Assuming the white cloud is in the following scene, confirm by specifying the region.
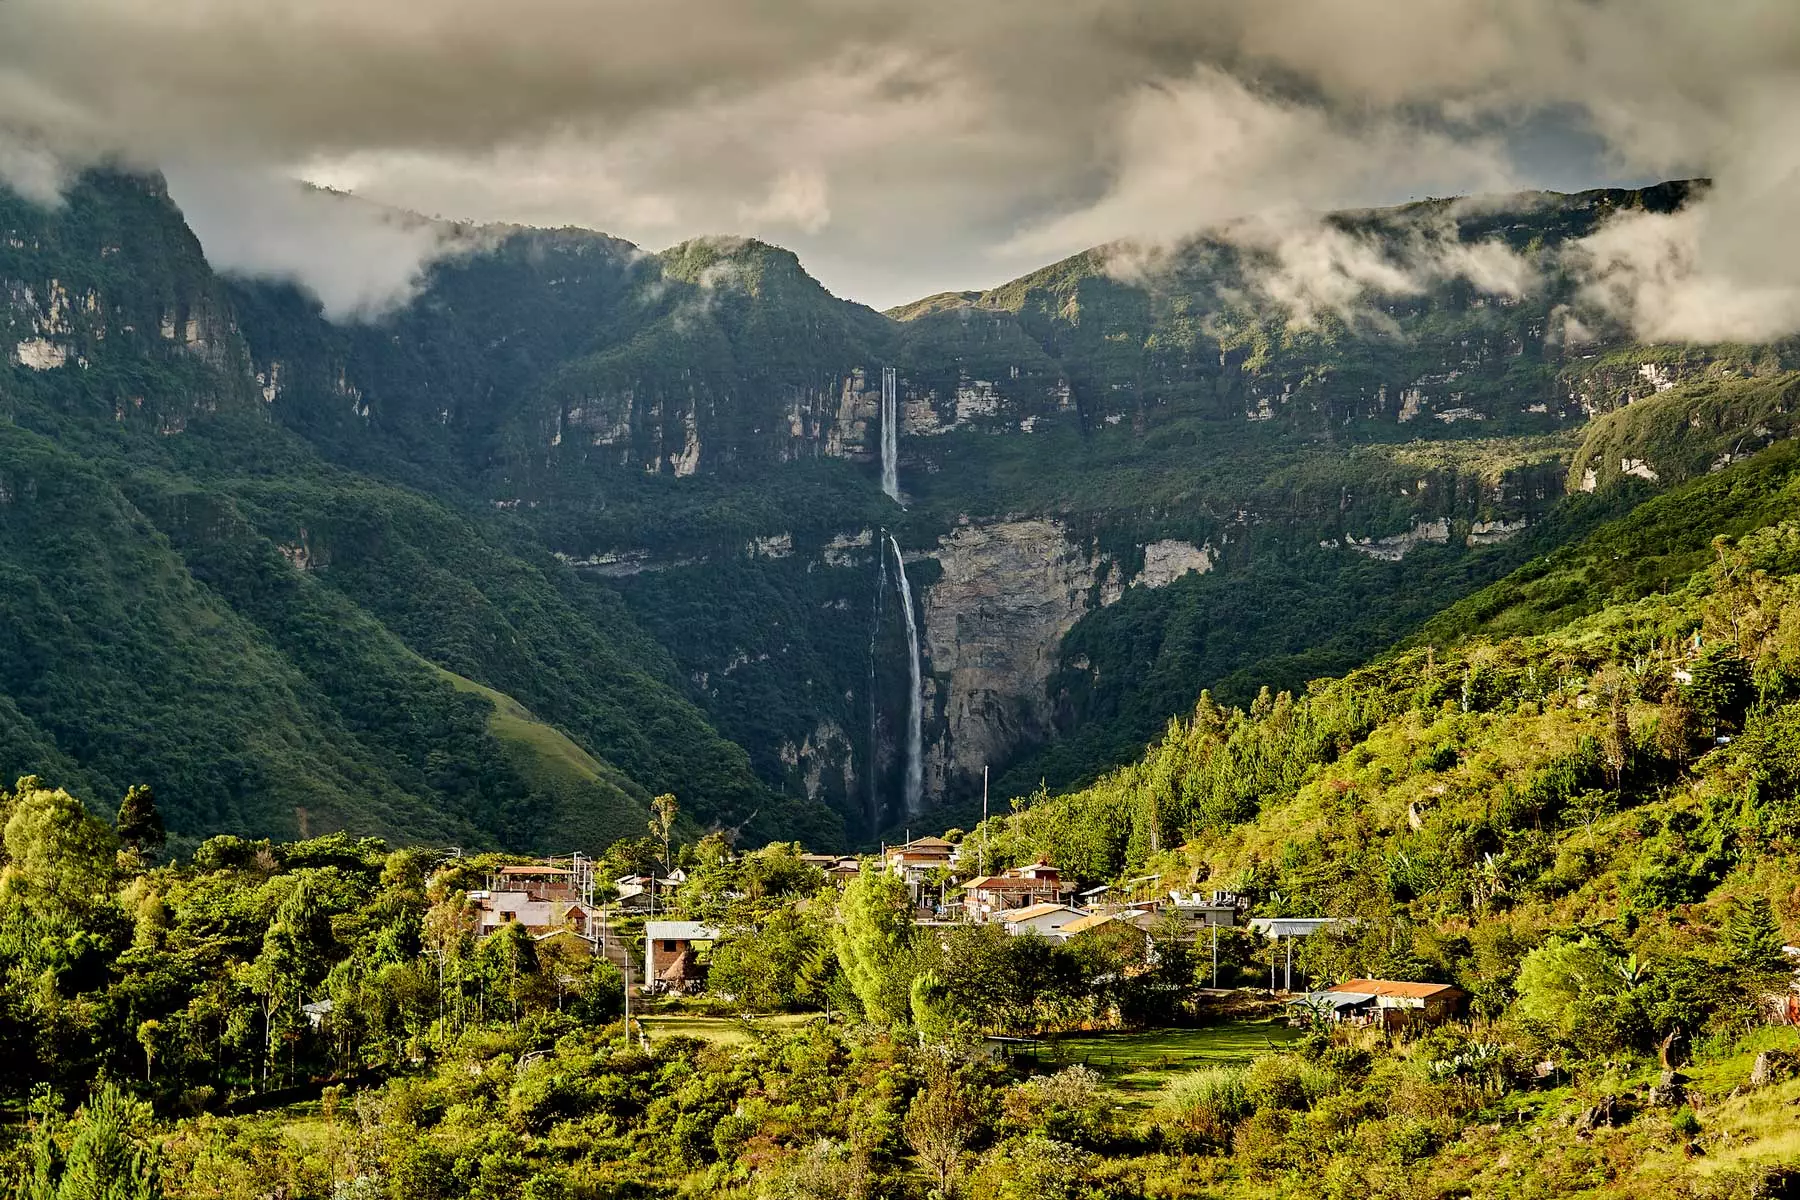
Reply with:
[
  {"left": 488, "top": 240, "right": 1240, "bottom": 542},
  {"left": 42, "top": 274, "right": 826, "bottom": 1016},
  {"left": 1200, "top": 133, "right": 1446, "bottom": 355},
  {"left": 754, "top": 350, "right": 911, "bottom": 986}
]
[
  {"left": 0, "top": 0, "right": 1796, "bottom": 324},
  {"left": 164, "top": 167, "right": 482, "bottom": 320}
]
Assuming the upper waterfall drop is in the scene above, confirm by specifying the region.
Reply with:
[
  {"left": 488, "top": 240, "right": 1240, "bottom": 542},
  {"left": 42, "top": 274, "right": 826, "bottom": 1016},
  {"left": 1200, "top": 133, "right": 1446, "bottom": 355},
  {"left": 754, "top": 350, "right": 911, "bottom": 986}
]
[
  {"left": 889, "top": 533, "right": 924, "bottom": 818},
  {"left": 880, "top": 367, "right": 900, "bottom": 503}
]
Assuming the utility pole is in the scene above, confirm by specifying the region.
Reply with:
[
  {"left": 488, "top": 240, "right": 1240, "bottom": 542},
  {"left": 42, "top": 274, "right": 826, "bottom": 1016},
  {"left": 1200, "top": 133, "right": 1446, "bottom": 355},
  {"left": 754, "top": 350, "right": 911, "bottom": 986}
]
[{"left": 982, "top": 765, "right": 990, "bottom": 874}]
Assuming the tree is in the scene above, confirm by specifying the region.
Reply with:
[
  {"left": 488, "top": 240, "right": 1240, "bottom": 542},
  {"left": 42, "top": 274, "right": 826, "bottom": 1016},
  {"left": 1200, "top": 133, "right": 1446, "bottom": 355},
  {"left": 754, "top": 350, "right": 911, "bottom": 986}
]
[
  {"left": 831, "top": 867, "right": 916, "bottom": 1025},
  {"left": 476, "top": 920, "right": 540, "bottom": 1021},
  {"left": 0, "top": 779, "right": 117, "bottom": 921},
  {"left": 905, "top": 1062, "right": 973, "bottom": 1198},
  {"left": 649, "top": 794, "right": 679, "bottom": 872},
  {"left": 1722, "top": 896, "right": 1785, "bottom": 974},
  {"left": 114, "top": 786, "right": 164, "bottom": 860},
  {"left": 709, "top": 909, "right": 823, "bottom": 1013},
  {"left": 49, "top": 1082, "right": 161, "bottom": 1200},
  {"left": 1512, "top": 937, "right": 1625, "bottom": 1036},
  {"left": 649, "top": 794, "right": 679, "bottom": 916}
]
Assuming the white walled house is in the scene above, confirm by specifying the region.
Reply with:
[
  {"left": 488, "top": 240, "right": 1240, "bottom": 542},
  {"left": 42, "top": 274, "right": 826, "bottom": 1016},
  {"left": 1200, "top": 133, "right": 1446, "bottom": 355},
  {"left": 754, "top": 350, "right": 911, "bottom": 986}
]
[{"left": 1002, "top": 903, "right": 1088, "bottom": 938}]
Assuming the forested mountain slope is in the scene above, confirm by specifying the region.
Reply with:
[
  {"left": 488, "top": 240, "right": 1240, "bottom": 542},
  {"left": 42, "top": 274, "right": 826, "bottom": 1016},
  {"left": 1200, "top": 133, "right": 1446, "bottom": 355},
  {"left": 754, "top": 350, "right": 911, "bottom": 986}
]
[
  {"left": 976, "top": 430, "right": 1800, "bottom": 977},
  {"left": 0, "top": 175, "right": 813, "bottom": 851},
  {"left": 6, "top": 169, "right": 1799, "bottom": 849}
]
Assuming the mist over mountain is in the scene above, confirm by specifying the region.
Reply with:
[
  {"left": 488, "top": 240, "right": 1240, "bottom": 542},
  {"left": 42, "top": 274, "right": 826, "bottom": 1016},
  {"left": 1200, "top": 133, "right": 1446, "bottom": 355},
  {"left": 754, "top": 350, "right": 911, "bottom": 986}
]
[{"left": 4, "top": 168, "right": 1795, "bottom": 851}]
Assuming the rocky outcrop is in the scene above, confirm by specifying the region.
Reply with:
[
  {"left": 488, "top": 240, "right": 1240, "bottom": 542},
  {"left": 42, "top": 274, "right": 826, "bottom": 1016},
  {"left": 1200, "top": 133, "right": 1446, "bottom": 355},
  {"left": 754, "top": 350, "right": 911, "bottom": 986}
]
[
  {"left": 779, "top": 718, "right": 855, "bottom": 807},
  {"left": 920, "top": 519, "right": 1104, "bottom": 797},
  {"left": 911, "top": 526, "right": 1255, "bottom": 799},
  {"left": 1331, "top": 518, "right": 1453, "bottom": 561},
  {"left": 1139, "top": 540, "right": 1216, "bottom": 587}
]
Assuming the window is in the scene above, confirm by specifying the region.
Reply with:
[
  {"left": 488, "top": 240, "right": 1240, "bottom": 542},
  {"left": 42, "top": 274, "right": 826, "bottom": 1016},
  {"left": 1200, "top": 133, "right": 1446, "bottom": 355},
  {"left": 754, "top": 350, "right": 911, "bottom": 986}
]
[{"left": 663, "top": 940, "right": 678, "bottom": 952}]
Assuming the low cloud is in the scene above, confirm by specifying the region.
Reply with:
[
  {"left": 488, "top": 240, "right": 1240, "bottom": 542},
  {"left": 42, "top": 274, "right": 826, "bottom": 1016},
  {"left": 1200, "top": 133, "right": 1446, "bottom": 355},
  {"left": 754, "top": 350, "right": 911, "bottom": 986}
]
[
  {"left": 1224, "top": 209, "right": 1538, "bottom": 333},
  {"left": 0, "top": 1, "right": 1798, "bottom": 322},
  {"left": 737, "top": 168, "right": 832, "bottom": 236},
  {"left": 164, "top": 167, "right": 480, "bottom": 320},
  {"left": 0, "top": 128, "right": 67, "bottom": 206}
]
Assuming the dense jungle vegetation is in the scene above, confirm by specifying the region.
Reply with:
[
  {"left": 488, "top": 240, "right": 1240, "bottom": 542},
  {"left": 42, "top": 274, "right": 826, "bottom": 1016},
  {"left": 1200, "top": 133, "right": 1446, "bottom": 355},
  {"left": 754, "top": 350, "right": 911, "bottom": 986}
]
[
  {"left": 14, "top": 170, "right": 1799, "bottom": 850},
  {"left": 6, "top": 437, "right": 1800, "bottom": 1197}
]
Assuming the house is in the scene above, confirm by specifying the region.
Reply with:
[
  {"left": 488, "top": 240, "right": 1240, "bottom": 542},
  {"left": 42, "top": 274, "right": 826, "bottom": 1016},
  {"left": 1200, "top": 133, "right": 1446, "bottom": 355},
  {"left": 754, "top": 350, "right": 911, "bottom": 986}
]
[
  {"left": 613, "top": 873, "right": 684, "bottom": 914},
  {"left": 1059, "top": 911, "right": 1127, "bottom": 938},
  {"left": 468, "top": 889, "right": 594, "bottom": 938},
  {"left": 1166, "top": 890, "right": 1246, "bottom": 929},
  {"left": 491, "top": 863, "right": 580, "bottom": 904},
  {"left": 1247, "top": 916, "right": 1346, "bottom": 938},
  {"left": 886, "top": 837, "right": 957, "bottom": 887},
  {"left": 300, "top": 999, "right": 334, "bottom": 1030},
  {"left": 1292, "top": 979, "right": 1466, "bottom": 1028},
  {"left": 962, "top": 861, "right": 1069, "bottom": 922},
  {"left": 644, "top": 920, "right": 720, "bottom": 995},
  {"left": 1002, "top": 903, "right": 1088, "bottom": 938},
  {"left": 824, "top": 858, "right": 863, "bottom": 886}
]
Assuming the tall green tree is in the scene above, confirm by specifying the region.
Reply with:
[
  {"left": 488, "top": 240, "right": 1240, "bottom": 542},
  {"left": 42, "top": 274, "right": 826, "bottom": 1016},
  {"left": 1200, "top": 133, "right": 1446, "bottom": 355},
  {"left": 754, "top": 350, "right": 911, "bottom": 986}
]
[
  {"left": 831, "top": 867, "right": 915, "bottom": 1025},
  {"left": 0, "top": 779, "right": 117, "bottom": 921},
  {"left": 114, "top": 787, "right": 165, "bottom": 861},
  {"left": 1722, "top": 896, "right": 1785, "bottom": 973}
]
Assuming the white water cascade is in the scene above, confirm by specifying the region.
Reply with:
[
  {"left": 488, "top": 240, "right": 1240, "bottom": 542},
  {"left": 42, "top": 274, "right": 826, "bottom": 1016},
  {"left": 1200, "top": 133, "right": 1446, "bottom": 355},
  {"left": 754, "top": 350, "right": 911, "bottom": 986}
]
[
  {"left": 888, "top": 533, "right": 924, "bottom": 817},
  {"left": 866, "top": 538, "right": 887, "bottom": 829},
  {"left": 880, "top": 366, "right": 900, "bottom": 503}
]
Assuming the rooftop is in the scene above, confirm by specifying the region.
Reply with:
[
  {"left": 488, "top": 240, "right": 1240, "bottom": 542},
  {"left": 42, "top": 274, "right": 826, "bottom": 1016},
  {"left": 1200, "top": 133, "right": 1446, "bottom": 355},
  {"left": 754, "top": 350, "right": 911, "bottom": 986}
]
[
  {"left": 645, "top": 921, "right": 720, "bottom": 941},
  {"left": 1005, "top": 902, "right": 1081, "bottom": 922},
  {"left": 963, "top": 873, "right": 1059, "bottom": 891},
  {"left": 1332, "top": 979, "right": 1465, "bottom": 1000}
]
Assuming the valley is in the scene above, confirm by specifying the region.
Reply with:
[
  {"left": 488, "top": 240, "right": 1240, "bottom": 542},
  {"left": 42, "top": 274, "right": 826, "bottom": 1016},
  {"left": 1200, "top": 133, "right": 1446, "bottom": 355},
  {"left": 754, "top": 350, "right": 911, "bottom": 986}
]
[{"left": 7, "top": 172, "right": 1775, "bottom": 851}]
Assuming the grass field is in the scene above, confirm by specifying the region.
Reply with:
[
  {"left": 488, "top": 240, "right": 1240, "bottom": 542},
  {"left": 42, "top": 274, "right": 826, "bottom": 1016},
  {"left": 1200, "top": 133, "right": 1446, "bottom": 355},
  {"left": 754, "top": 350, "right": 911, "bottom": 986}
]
[
  {"left": 638, "top": 1012, "right": 820, "bottom": 1046},
  {"left": 1029, "top": 1020, "right": 1301, "bottom": 1106}
]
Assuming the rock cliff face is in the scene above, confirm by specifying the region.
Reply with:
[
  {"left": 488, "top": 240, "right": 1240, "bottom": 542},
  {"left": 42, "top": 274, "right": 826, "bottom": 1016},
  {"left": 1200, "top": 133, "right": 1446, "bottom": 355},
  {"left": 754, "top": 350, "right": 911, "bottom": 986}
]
[
  {"left": 915, "top": 522, "right": 1221, "bottom": 797},
  {"left": 920, "top": 519, "right": 1106, "bottom": 796}
]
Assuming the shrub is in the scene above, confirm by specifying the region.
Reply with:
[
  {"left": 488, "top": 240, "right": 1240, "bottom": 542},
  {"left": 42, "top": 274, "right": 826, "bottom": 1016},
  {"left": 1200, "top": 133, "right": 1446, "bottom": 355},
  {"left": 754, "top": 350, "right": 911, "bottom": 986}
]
[
  {"left": 1242, "top": 1054, "right": 1333, "bottom": 1113},
  {"left": 1154, "top": 1066, "right": 1249, "bottom": 1147}
]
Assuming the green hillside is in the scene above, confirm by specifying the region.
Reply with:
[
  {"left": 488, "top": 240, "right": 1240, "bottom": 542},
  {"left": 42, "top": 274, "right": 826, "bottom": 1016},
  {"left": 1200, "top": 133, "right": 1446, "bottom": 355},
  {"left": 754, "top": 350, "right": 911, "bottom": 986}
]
[
  {"left": 0, "top": 173, "right": 822, "bottom": 851},
  {"left": 8, "top": 166, "right": 1800, "bottom": 849}
]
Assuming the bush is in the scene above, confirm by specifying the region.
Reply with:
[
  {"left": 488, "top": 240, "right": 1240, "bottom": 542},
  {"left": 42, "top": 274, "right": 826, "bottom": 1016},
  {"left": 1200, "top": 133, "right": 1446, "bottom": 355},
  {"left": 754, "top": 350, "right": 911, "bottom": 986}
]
[
  {"left": 1154, "top": 1066, "right": 1249, "bottom": 1147},
  {"left": 1242, "top": 1054, "right": 1333, "bottom": 1113}
]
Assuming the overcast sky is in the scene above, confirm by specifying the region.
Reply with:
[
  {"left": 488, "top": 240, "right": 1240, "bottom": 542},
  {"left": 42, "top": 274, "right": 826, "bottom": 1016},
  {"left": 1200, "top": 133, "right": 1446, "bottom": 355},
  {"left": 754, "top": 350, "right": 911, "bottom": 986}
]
[{"left": 2, "top": 1, "right": 1798, "bottom": 327}]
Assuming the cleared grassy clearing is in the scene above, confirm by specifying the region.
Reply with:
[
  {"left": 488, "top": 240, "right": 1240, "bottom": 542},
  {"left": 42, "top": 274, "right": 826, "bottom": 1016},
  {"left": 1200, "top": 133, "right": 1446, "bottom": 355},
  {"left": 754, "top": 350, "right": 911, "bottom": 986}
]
[
  {"left": 638, "top": 1012, "right": 820, "bottom": 1046},
  {"left": 1034, "top": 1020, "right": 1301, "bottom": 1104}
]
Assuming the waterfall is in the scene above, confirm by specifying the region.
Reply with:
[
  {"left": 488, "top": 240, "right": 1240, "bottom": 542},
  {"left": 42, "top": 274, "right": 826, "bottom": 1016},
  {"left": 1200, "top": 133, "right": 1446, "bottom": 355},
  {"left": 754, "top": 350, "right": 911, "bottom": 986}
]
[
  {"left": 889, "top": 533, "right": 924, "bottom": 817},
  {"left": 880, "top": 367, "right": 900, "bottom": 503},
  {"left": 866, "top": 539, "right": 887, "bottom": 830}
]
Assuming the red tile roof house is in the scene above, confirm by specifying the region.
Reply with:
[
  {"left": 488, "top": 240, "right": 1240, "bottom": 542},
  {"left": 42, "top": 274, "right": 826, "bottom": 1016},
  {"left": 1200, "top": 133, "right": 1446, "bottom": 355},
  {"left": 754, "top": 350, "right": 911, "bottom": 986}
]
[
  {"left": 962, "top": 862, "right": 1069, "bottom": 923},
  {"left": 886, "top": 837, "right": 957, "bottom": 883},
  {"left": 1293, "top": 979, "right": 1467, "bottom": 1028}
]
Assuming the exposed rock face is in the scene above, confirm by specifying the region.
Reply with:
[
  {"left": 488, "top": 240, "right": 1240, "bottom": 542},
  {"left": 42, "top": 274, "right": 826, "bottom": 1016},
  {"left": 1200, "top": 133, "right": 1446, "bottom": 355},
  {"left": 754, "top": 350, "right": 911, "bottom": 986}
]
[
  {"left": 1139, "top": 540, "right": 1216, "bottom": 588},
  {"left": 1339, "top": 517, "right": 1453, "bottom": 561},
  {"left": 920, "top": 519, "right": 1104, "bottom": 795},
  {"left": 1467, "top": 518, "right": 1528, "bottom": 546},
  {"left": 779, "top": 717, "right": 855, "bottom": 806}
]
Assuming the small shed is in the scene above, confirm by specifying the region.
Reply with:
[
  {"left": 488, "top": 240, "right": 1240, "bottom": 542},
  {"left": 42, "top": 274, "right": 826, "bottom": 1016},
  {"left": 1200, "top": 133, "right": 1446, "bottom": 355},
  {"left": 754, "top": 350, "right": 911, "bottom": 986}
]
[
  {"left": 644, "top": 921, "right": 720, "bottom": 995},
  {"left": 1297, "top": 979, "right": 1466, "bottom": 1027}
]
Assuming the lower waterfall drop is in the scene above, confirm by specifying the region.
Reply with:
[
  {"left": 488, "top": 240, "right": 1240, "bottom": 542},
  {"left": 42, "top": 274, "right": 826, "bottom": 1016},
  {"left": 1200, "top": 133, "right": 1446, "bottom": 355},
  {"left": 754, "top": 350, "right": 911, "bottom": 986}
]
[
  {"left": 888, "top": 533, "right": 924, "bottom": 818},
  {"left": 866, "top": 538, "right": 887, "bottom": 831}
]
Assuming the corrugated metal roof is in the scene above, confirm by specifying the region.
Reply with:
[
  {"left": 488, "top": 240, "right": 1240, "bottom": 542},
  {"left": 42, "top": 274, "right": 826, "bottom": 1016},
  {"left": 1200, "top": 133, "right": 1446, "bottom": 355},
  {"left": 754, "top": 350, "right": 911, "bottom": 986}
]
[{"left": 1336, "top": 978, "right": 1464, "bottom": 999}]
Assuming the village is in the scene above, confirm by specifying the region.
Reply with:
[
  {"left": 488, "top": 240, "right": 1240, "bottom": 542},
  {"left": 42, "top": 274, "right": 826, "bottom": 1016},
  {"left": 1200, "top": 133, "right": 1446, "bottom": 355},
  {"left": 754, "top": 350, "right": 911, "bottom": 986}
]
[{"left": 447, "top": 834, "right": 1496, "bottom": 1035}]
